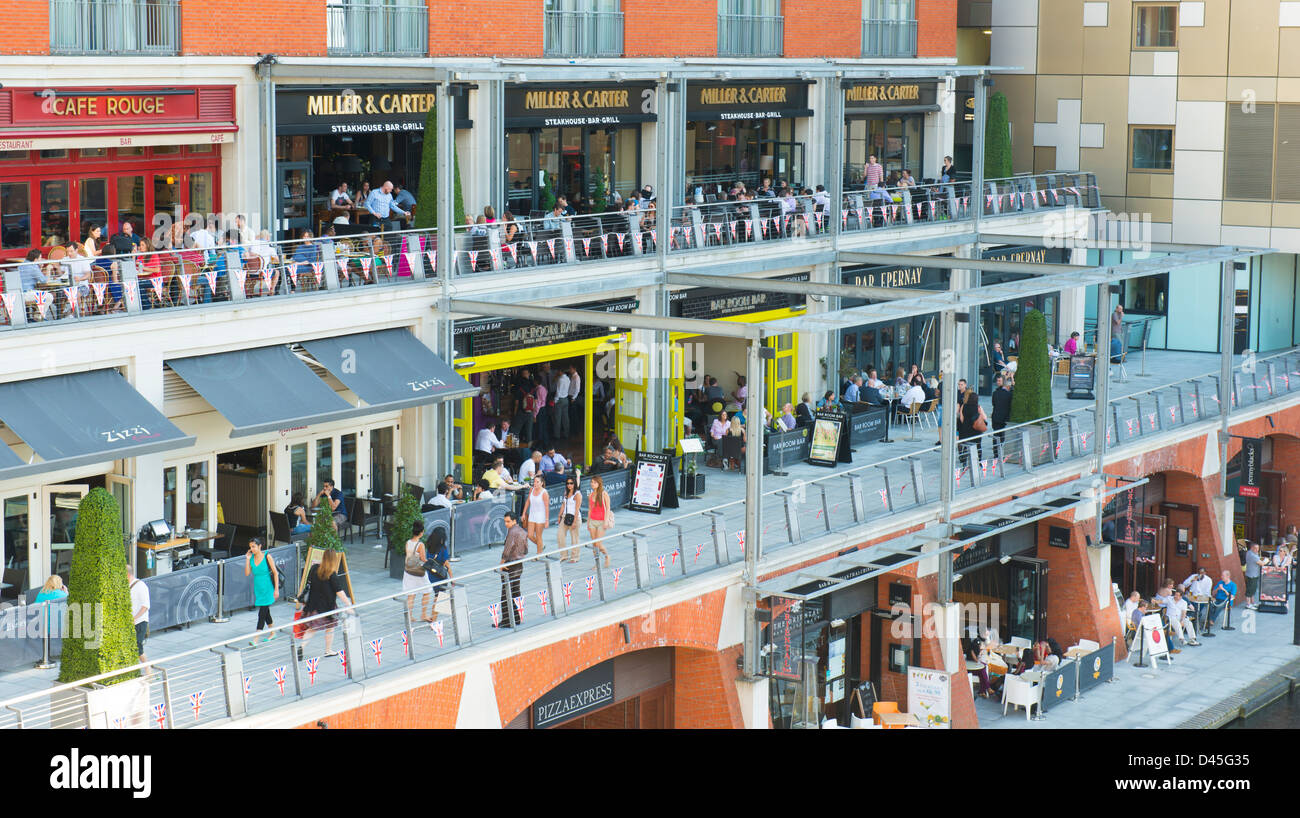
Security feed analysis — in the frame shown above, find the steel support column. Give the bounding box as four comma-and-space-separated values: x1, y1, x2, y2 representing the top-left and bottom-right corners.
937, 308, 957, 604
742, 336, 766, 678
1093, 279, 1112, 542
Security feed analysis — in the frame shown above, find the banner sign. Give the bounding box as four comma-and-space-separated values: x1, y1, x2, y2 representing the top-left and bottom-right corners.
848, 405, 888, 447
686, 80, 812, 121
1259, 564, 1289, 612
1040, 660, 1077, 711
765, 424, 810, 472
453, 296, 638, 356
671, 272, 808, 320
906, 667, 952, 728
1240, 437, 1263, 498
506, 83, 656, 128
532, 659, 615, 728
275, 84, 471, 135
844, 80, 939, 112
1075, 642, 1114, 693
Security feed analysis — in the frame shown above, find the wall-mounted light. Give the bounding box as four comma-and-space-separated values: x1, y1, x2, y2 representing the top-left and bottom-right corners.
999, 555, 1011, 564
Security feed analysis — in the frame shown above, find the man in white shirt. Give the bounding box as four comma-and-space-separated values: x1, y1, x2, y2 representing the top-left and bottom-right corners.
127, 566, 150, 663
423, 484, 455, 512
188, 221, 216, 252
566, 365, 582, 438
1180, 567, 1212, 627
553, 369, 572, 440
518, 451, 543, 482
1166, 589, 1200, 647
1121, 590, 1140, 624
900, 379, 926, 408
864, 367, 885, 390
475, 421, 509, 454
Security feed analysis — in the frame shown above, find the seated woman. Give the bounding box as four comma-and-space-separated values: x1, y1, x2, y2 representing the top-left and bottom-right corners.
709, 410, 730, 450
1013, 647, 1036, 675
284, 494, 312, 535
816, 390, 839, 412
963, 637, 995, 698
1033, 641, 1059, 672
725, 416, 746, 470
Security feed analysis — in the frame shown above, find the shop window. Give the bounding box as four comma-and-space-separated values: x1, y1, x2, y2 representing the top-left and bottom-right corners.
188, 143, 214, 154
289, 443, 308, 507
1129, 127, 1173, 172
1133, 3, 1177, 49
315, 438, 334, 491
341, 433, 358, 495
116, 175, 146, 238
40, 179, 70, 247
152, 145, 181, 156
1123, 273, 1169, 315
38, 149, 68, 160
370, 426, 394, 497
186, 461, 209, 531
79, 148, 108, 159
0, 182, 30, 249
79, 178, 108, 238
4, 495, 29, 573
190, 172, 214, 216
118, 146, 145, 157
277, 135, 309, 162
163, 466, 178, 531
0, 150, 27, 161
613, 126, 639, 199
506, 131, 534, 213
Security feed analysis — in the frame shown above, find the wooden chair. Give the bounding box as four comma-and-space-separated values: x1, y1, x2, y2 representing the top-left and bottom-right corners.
1051, 356, 1070, 389
919, 398, 939, 429
242, 254, 267, 298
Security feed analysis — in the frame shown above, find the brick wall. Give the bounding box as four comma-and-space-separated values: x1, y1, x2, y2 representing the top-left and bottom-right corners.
784, 0, 859, 57
917, 0, 957, 58
624, 0, 715, 57
673, 645, 745, 728
1036, 516, 1126, 658
0, 1, 47, 55
428, 0, 543, 57
300, 672, 464, 729
181, 1, 326, 56
1271, 434, 1300, 534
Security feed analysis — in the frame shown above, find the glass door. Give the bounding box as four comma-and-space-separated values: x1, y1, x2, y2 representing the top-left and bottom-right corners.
1008, 557, 1048, 646
152, 173, 182, 232
3, 495, 30, 597
766, 332, 798, 415
278, 164, 311, 241
39, 179, 72, 247
669, 343, 685, 451
39, 484, 89, 590
615, 343, 648, 452
370, 426, 394, 498
106, 474, 133, 568
452, 397, 474, 483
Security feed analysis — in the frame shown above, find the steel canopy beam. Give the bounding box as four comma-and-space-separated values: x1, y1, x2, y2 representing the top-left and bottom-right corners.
975, 233, 1235, 255
665, 271, 933, 301
443, 298, 764, 340
839, 250, 1089, 276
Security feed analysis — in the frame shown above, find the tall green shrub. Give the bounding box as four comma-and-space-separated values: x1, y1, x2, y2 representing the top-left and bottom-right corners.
538, 172, 557, 212
414, 102, 465, 230
308, 495, 345, 553
58, 488, 138, 685
591, 167, 610, 213
984, 91, 1013, 179
389, 490, 422, 556
1009, 309, 1054, 424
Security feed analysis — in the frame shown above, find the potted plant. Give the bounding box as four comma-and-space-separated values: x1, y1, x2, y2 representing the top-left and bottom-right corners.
591, 166, 611, 214
1008, 308, 1056, 465
414, 103, 466, 231
387, 491, 422, 581
55, 487, 150, 728
538, 172, 558, 212
307, 495, 344, 554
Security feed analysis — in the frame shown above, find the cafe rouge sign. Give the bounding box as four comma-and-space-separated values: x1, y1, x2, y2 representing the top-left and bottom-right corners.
0, 86, 233, 128
505, 83, 656, 128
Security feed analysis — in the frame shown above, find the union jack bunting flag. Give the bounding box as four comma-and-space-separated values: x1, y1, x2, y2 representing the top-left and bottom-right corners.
369, 638, 383, 666
612, 567, 623, 590
536, 589, 549, 614
563, 580, 573, 607
401, 629, 410, 656
513, 595, 526, 623
585, 575, 595, 599
432, 620, 445, 647
243, 674, 253, 697
153, 703, 167, 730
273, 666, 287, 695
694, 543, 704, 563
736, 531, 745, 551
339, 649, 348, 674
879, 488, 889, 507
306, 656, 320, 685
488, 602, 502, 627
189, 690, 205, 721
656, 554, 667, 576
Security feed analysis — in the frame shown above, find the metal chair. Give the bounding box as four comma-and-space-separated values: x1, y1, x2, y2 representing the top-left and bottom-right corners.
269, 511, 308, 547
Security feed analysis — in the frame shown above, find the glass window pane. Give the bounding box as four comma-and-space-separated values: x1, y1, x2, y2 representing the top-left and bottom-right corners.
154, 174, 180, 227
186, 461, 209, 531
39, 149, 68, 160
117, 146, 145, 157
370, 426, 394, 497
506, 131, 534, 212
315, 438, 334, 491
538, 127, 560, 201
152, 145, 181, 156
79, 178, 108, 239
0, 150, 27, 161
1, 182, 31, 249
290, 443, 308, 509
116, 175, 146, 238
276, 135, 308, 162
4, 495, 30, 578
163, 466, 178, 531
341, 433, 358, 495
190, 172, 214, 216
40, 179, 70, 247
188, 143, 214, 154
79, 148, 108, 159
588, 129, 610, 206
613, 126, 639, 199
1131, 128, 1173, 170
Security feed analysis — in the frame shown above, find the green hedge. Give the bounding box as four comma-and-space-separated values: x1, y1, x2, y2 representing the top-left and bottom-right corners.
308, 494, 345, 553
414, 102, 465, 230
1009, 308, 1054, 424
57, 488, 138, 685
984, 91, 1013, 179
389, 490, 422, 555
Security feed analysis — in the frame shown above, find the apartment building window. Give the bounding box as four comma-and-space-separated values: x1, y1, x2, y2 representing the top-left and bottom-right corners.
1133, 3, 1177, 49
544, 0, 624, 57
718, 0, 783, 57
1129, 127, 1173, 172
49, 0, 180, 55
862, 0, 916, 58
326, 0, 428, 56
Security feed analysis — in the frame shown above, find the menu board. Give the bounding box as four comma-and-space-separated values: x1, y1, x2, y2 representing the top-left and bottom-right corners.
808, 411, 850, 466
1066, 354, 1096, 399
1258, 564, 1289, 612
906, 667, 952, 728
629, 451, 678, 514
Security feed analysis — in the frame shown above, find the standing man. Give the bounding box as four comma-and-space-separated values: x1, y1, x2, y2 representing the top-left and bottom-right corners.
554, 365, 572, 441
1111, 303, 1125, 351
498, 512, 528, 628
990, 373, 1013, 456
567, 364, 582, 438
863, 154, 885, 191
127, 566, 150, 666
1180, 566, 1213, 629
363, 181, 409, 232
1244, 541, 1262, 610
532, 381, 550, 449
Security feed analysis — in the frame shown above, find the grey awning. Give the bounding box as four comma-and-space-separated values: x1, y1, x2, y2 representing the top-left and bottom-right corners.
301, 328, 477, 412
169, 345, 361, 438
0, 369, 194, 478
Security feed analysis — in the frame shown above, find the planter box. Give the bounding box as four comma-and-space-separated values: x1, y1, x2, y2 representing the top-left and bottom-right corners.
50, 676, 150, 729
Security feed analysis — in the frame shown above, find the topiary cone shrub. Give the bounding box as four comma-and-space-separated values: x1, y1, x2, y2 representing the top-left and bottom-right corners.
984, 91, 1013, 179
414, 102, 465, 231
1009, 308, 1054, 425
307, 495, 345, 553
389, 491, 422, 556
57, 487, 138, 685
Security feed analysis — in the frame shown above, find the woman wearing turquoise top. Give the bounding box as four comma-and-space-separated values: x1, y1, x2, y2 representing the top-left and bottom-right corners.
244, 537, 280, 644
34, 575, 68, 603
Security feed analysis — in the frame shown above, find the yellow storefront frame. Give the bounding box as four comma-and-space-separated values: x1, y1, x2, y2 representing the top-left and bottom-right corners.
451, 334, 622, 482
668, 305, 806, 450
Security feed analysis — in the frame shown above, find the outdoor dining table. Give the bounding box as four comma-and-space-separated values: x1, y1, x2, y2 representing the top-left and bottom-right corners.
878, 712, 922, 729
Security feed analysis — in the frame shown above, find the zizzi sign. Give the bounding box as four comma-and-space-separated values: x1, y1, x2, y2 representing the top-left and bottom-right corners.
532, 660, 615, 728
407, 378, 448, 393
101, 426, 159, 444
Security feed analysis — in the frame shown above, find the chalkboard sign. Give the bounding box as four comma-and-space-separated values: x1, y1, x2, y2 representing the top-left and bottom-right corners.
809, 411, 851, 466
1258, 564, 1289, 613
629, 451, 678, 513
1066, 355, 1096, 400
297, 547, 356, 603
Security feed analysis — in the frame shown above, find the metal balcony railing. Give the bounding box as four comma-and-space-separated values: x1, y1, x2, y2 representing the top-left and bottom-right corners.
543, 10, 624, 57
861, 18, 916, 58
49, 0, 180, 55
326, 0, 428, 57
717, 13, 783, 57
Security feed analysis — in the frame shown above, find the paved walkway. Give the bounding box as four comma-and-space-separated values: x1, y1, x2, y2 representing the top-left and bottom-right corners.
977, 599, 1300, 729
0, 348, 1294, 724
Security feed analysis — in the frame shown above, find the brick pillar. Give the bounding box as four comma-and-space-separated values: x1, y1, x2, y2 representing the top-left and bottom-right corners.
673, 645, 745, 728
1271, 436, 1300, 535
1037, 518, 1126, 658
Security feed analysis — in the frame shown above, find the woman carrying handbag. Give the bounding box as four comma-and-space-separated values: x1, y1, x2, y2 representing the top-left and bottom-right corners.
402, 519, 434, 623
557, 477, 583, 563
521, 476, 550, 555
586, 474, 614, 568
244, 537, 279, 645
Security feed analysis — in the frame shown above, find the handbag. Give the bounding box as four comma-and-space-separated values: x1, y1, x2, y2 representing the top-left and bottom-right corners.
971, 408, 987, 433
403, 544, 426, 577
563, 513, 575, 527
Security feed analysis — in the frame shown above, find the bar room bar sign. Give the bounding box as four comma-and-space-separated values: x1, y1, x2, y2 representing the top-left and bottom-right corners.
1239, 437, 1262, 498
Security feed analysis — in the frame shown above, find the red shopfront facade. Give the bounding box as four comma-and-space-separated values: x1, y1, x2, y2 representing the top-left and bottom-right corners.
0, 85, 237, 260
